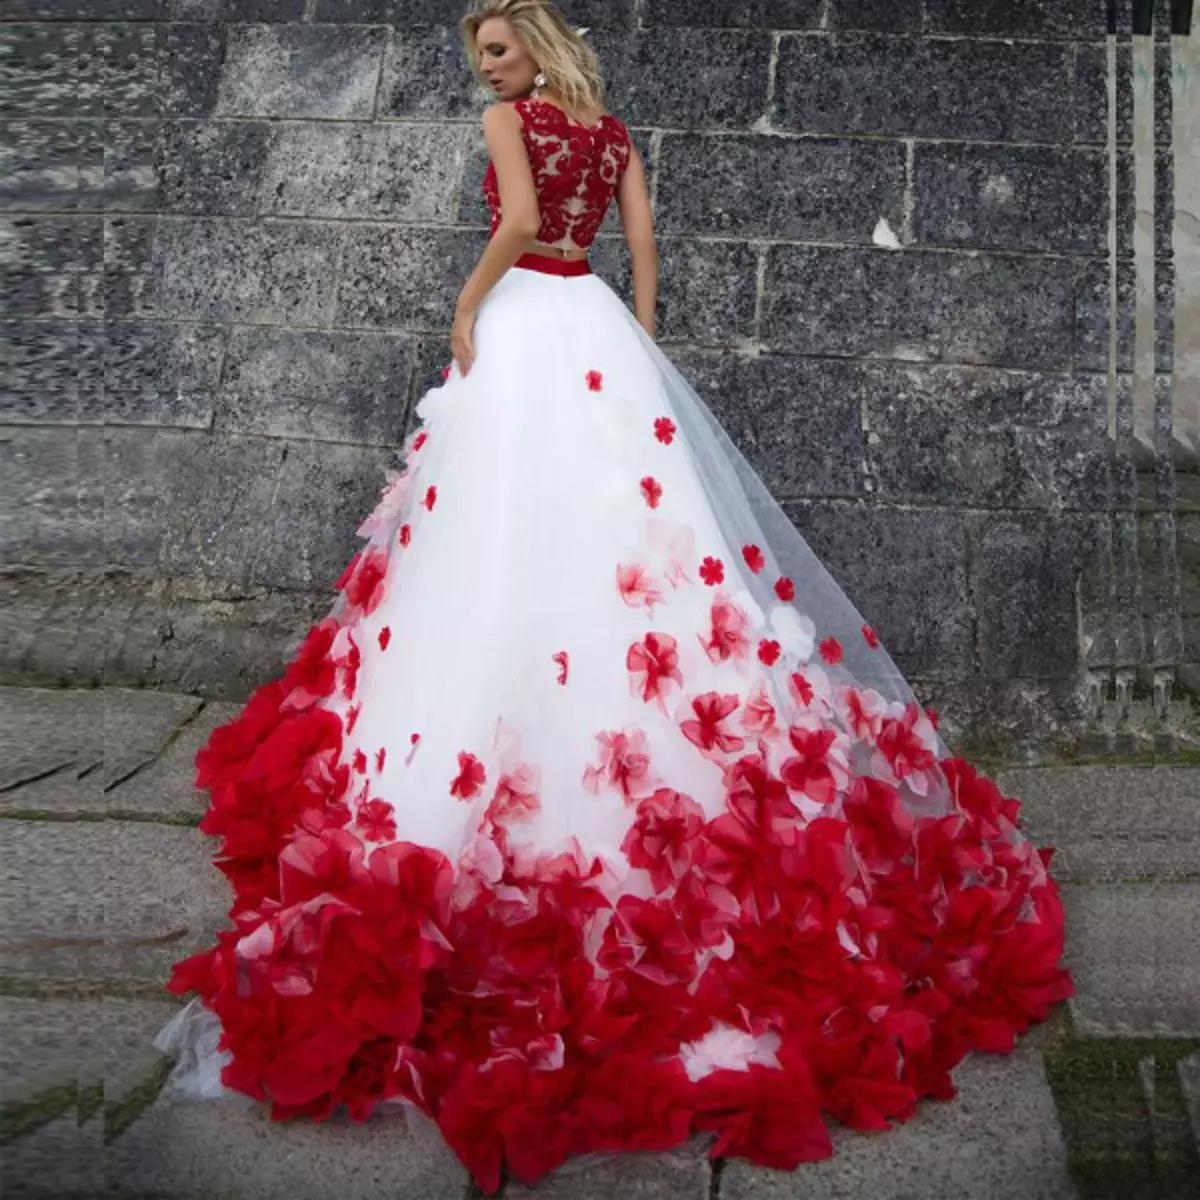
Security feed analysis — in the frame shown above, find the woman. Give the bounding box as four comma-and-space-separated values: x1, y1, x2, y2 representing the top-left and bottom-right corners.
154, 1, 1074, 1193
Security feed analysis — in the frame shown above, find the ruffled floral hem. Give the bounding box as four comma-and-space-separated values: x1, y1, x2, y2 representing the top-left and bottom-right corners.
165, 665, 1072, 1196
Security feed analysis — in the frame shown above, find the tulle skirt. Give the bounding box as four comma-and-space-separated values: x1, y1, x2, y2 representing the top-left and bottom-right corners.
153, 252, 1074, 1195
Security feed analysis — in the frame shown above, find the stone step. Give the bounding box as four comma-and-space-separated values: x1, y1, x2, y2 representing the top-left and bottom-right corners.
996, 764, 1200, 883
1060, 882, 1200, 1037
505, 1151, 712, 1199
0, 995, 180, 1112
0, 686, 204, 797
0, 686, 217, 818
0, 817, 230, 983
719, 1045, 1076, 1200
1180, 1053, 1200, 1149
105, 1091, 469, 1200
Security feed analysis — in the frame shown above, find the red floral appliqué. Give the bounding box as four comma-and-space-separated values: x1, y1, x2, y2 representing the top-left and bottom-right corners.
699, 556, 724, 586
700, 595, 752, 665
626, 632, 683, 707
774, 576, 795, 602
640, 476, 663, 509
356, 797, 396, 842
375, 747, 386, 773
353, 749, 367, 775
487, 764, 542, 823
412, 432, 428, 452
378, 626, 392, 651
862, 624, 880, 648
586, 370, 603, 391
583, 728, 655, 803
450, 751, 486, 800
681, 692, 745, 755
617, 562, 663, 612
654, 417, 677, 445
337, 548, 388, 615
742, 544, 765, 574
757, 639, 781, 667
819, 637, 844, 665
621, 787, 705, 893
424, 486, 437, 511
553, 651, 569, 685
780, 725, 839, 804
789, 670, 815, 708
399, 525, 411, 547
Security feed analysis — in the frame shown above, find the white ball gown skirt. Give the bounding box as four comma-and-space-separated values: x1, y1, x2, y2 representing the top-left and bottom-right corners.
153, 253, 1074, 1194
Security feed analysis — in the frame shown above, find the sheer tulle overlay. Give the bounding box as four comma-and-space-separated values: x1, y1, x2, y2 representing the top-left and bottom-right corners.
155, 260, 1074, 1195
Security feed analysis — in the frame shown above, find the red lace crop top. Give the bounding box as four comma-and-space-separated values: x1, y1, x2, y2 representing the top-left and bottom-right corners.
483, 97, 632, 253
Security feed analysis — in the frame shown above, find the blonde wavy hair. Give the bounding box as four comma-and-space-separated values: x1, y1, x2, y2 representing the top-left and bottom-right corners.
460, 0, 605, 115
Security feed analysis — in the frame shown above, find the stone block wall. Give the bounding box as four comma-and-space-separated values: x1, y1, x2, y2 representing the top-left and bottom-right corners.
2, 0, 1195, 756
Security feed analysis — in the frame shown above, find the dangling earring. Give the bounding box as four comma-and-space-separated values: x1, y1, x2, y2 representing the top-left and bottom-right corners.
532, 70, 546, 96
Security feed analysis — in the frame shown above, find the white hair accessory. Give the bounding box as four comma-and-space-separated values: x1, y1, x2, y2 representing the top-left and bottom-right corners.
575, 25, 589, 36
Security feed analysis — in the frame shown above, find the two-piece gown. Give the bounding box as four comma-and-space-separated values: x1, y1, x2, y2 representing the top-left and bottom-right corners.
153, 95, 1074, 1195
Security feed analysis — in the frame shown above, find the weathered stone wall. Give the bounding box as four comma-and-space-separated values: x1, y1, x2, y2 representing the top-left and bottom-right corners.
2, 0, 1195, 756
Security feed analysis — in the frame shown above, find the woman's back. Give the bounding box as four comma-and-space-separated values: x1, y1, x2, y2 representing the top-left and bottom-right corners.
483, 96, 633, 254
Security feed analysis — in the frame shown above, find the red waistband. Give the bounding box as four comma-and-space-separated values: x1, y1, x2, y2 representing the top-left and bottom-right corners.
513, 252, 592, 276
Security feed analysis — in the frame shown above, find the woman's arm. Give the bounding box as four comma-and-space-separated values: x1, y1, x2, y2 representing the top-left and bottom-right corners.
615, 143, 657, 339
452, 102, 540, 375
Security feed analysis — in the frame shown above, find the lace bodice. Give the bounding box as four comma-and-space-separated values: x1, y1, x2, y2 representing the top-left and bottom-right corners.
483, 97, 632, 253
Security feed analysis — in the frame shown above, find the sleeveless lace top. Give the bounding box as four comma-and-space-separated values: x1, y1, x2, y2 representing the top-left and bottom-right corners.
483, 97, 633, 253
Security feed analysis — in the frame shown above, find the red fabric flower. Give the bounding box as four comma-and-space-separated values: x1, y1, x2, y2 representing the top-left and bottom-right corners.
700, 596, 751, 665
583, 728, 655, 803
552, 651, 569, 685
616, 562, 663, 611
339, 632, 361, 699
780, 725, 839, 804
681, 692, 745, 755
399, 524, 411, 547
775, 576, 795, 601
742, 544, 765, 573
862, 624, 879, 648
876, 704, 938, 785
741, 680, 779, 739
424, 486, 437, 511
378, 626, 392, 651
599, 895, 697, 986
488, 763, 542, 823
699, 556, 724, 586
626, 632, 683, 706
281, 618, 339, 710
357, 797, 396, 842
640, 476, 663, 509
375, 747, 386, 773
621, 787, 704, 894
819, 637, 844, 665
450, 751, 486, 799
654, 417, 676, 445
338, 548, 388, 615
586, 370, 603, 391
788, 670, 814, 708
353, 749, 367, 775
723, 752, 796, 837
757, 639, 781, 666
843, 776, 913, 869
413, 432, 428, 452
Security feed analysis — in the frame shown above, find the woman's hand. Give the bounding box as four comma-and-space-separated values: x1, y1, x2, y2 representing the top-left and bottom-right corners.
451, 303, 478, 377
